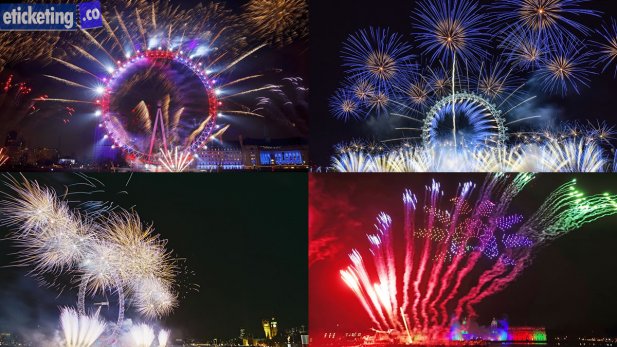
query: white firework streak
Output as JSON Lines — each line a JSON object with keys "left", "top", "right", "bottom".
{"left": 60, "top": 307, "right": 106, "bottom": 347}
{"left": 332, "top": 138, "right": 610, "bottom": 173}
{"left": 0, "top": 179, "right": 99, "bottom": 275}
{"left": 133, "top": 277, "right": 178, "bottom": 319}
{"left": 158, "top": 329, "right": 170, "bottom": 347}
{"left": 131, "top": 324, "right": 156, "bottom": 347}
{"left": 158, "top": 147, "right": 194, "bottom": 172}
{"left": 0, "top": 177, "right": 180, "bottom": 339}
{"left": 0, "top": 148, "right": 8, "bottom": 167}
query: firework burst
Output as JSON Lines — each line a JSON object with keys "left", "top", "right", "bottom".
{"left": 330, "top": 88, "right": 361, "bottom": 121}
{"left": 594, "top": 19, "right": 617, "bottom": 77}
{"left": 1, "top": 176, "right": 182, "bottom": 339}
{"left": 500, "top": 28, "right": 546, "bottom": 69}
{"left": 536, "top": 39, "right": 594, "bottom": 95}
{"left": 494, "top": 0, "right": 599, "bottom": 43}
{"left": 243, "top": 0, "right": 308, "bottom": 47}
{"left": 413, "top": 0, "right": 489, "bottom": 64}
{"left": 0, "top": 74, "right": 47, "bottom": 141}
{"left": 0, "top": 178, "right": 97, "bottom": 274}
{"left": 339, "top": 174, "right": 617, "bottom": 343}
{"left": 342, "top": 27, "right": 415, "bottom": 94}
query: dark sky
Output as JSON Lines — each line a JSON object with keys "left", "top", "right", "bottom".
{"left": 0, "top": 173, "right": 308, "bottom": 341}
{"left": 0, "top": 0, "right": 308, "bottom": 160}
{"left": 310, "top": 173, "right": 617, "bottom": 336}
{"left": 310, "top": 0, "right": 617, "bottom": 166}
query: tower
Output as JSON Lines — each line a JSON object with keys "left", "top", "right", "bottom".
{"left": 263, "top": 319, "right": 272, "bottom": 339}
{"left": 270, "top": 317, "right": 278, "bottom": 338}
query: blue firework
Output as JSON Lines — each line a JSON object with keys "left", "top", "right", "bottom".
{"left": 348, "top": 78, "right": 376, "bottom": 103}
{"left": 330, "top": 87, "right": 362, "bottom": 121}
{"left": 535, "top": 38, "right": 594, "bottom": 96}
{"left": 499, "top": 26, "right": 548, "bottom": 70}
{"left": 472, "top": 60, "right": 523, "bottom": 102}
{"left": 341, "top": 27, "right": 415, "bottom": 94}
{"left": 412, "top": 0, "right": 490, "bottom": 65}
{"left": 593, "top": 19, "right": 617, "bottom": 77}
{"left": 493, "top": 0, "right": 599, "bottom": 44}
{"left": 397, "top": 73, "right": 434, "bottom": 112}
{"left": 425, "top": 65, "right": 453, "bottom": 97}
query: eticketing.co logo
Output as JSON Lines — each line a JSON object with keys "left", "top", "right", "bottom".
{"left": 0, "top": 1, "right": 102, "bottom": 31}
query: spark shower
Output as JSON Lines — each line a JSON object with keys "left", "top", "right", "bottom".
{"left": 311, "top": 173, "right": 617, "bottom": 345}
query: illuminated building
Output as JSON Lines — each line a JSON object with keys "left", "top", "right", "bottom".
{"left": 195, "top": 143, "right": 243, "bottom": 171}
{"left": 242, "top": 139, "right": 307, "bottom": 169}
{"left": 313, "top": 323, "right": 547, "bottom": 346}
{"left": 271, "top": 317, "right": 278, "bottom": 338}
{"left": 508, "top": 327, "right": 547, "bottom": 342}
{"left": 262, "top": 317, "right": 279, "bottom": 340}
{"left": 263, "top": 319, "right": 272, "bottom": 339}
{"left": 195, "top": 137, "right": 308, "bottom": 170}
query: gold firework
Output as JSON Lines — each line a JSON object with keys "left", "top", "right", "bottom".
{"left": 366, "top": 51, "right": 397, "bottom": 81}
{"left": 243, "top": 0, "right": 308, "bottom": 47}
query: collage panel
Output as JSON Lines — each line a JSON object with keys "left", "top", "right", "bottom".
{"left": 310, "top": 173, "right": 617, "bottom": 346}
{"left": 3, "top": 0, "right": 617, "bottom": 347}
{"left": 0, "top": 173, "right": 308, "bottom": 346}
{"left": 0, "top": 0, "right": 308, "bottom": 172}
{"left": 311, "top": 0, "right": 617, "bottom": 173}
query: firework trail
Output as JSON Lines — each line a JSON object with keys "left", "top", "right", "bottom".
{"left": 158, "top": 146, "right": 194, "bottom": 172}
{"left": 0, "top": 31, "right": 61, "bottom": 70}
{"left": 158, "top": 329, "right": 170, "bottom": 347}
{"left": 594, "top": 19, "right": 617, "bottom": 77}
{"left": 340, "top": 174, "right": 617, "bottom": 343}
{"left": 243, "top": 0, "right": 308, "bottom": 47}
{"left": 130, "top": 324, "right": 155, "bottom": 347}
{"left": 0, "top": 148, "right": 8, "bottom": 167}
{"left": 255, "top": 77, "right": 309, "bottom": 137}
{"left": 332, "top": 130, "right": 612, "bottom": 173}
{"left": 60, "top": 307, "right": 106, "bottom": 347}
{"left": 0, "top": 74, "right": 47, "bottom": 141}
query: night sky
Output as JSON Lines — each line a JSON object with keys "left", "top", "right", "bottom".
{"left": 0, "top": 173, "right": 308, "bottom": 341}
{"left": 310, "top": 173, "right": 617, "bottom": 336}
{"left": 310, "top": 0, "right": 617, "bottom": 166}
{"left": 0, "top": 0, "right": 308, "bottom": 161}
